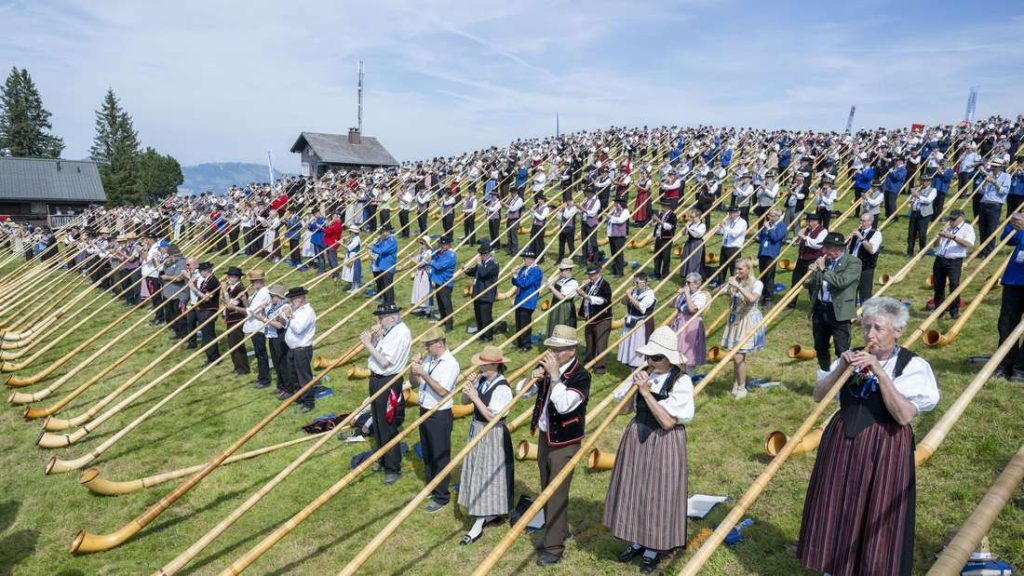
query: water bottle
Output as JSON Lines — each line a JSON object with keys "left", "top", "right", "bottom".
{"left": 724, "top": 518, "right": 754, "bottom": 547}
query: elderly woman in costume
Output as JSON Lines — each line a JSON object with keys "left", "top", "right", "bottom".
{"left": 458, "top": 345, "right": 515, "bottom": 545}
{"left": 604, "top": 326, "right": 694, "bottom": 574}
{"left": 411, "top": 237, "right": 434, "bottom": 316}
{"left": 719, "top": 257, "right": 766, "bottom": 399}
{"left": 797, "top": 296, "right": 938, "bottom": 576}
{"left": 545, "top": 258, "right": 579, "bottom": 336}
{"left": 671, "top": 272, "right": 709, "bottom": 376}
{"left": 616, "top": 272, "right": 657, "bottom": 368}
{"left": 340, "top": 224, "right": 362, "bottom": 293}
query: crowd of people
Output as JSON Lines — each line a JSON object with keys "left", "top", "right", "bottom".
{"left": 3, "top": 114, "right": 1024, "bottom": 574}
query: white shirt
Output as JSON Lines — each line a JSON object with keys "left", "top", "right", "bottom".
{"left": 535, "top": 360, "right": 585, "bottom": 433}
{"left": 531, "top": 204, "right": 550, "bottom": 224}
{"left": 817, "top": 187, "right": 837, "bottom": 210}
{"left": 863, "top": 192, "right": 884, "bottom": 215}
{"left": 803, "top": 227, "right": 828, "bottom": 249}
{"left": 368, "top": 321, "right": 411, "bottom": 376}
{"left": 284, "top": 303, "right": 316, "bottom": 348}
{"left": 626, "top": 288, "right": 656, "bottom": 318}
{"left": 757, "top": 182, "right": 779, "bottom": 207}
{"left": 686, "top": 221, "right": 707, "bottom": 239}
{"left": 719, "top": 217, "right": 748, "bottom": 248}
{"left": 242, "top": 286, "right": 271, "bottom": 334}
{"left": 479, "top": 375, "right": 513, "bottom": 413}
{"left": 507, "top": 195, "right": 524, "bottom": 215}
{"left": 935, "top": 222, "right": 975, "bottom": 260}
{"left": 553, "top": 277, "right": 579, "bottom": 298}
{"left": 817, "top": 351, "right": 939, "bottom": 414}
{"left": 613, "top": 370, "right": 694, "bottom": 425}
{"left": 417, "top": 350, "right": 460, "bottom": 411}
{"left": 851, "top": 228, "right": 882, "bottom": 257}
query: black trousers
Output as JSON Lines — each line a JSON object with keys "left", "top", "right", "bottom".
{"left": 530, "top": 224, "right": 546, "bottom": 259}
{"left": 268, "top": 337, "right": 288, "bottom": 392}
{"left": 463, "top": 214, "right": 476, "bottom": 244}
{"left": 399, "top": 209, "right": 410, "bottom": 237}
{"left": 251, "top": 332, "right": 270, "bottom": 385}
{"left": 225, "top": 323, "right": 249, "bottom": 374}
{"left": 286, "top": 345, "right": 315, "bottom": 406}
{"left": 852, "top": 187, "right": 867, "bottom": 216}
{"left": 289, "top": 237, "right": 300, "bottom": 263}
{"left": 811, "top": 301, "right": 851, "bottom": 371}
{"left": 375, "top": 270, "right": 395, "bottom": 304}
{"left": 584, "top": 317, "right": 611, "bottom": 372}
{"left": 515, "top": 307, "right": 534, "bottom": 349}
{"left": 934, "top": 192, "right": 947, "bottom": 219}
{"left": 170, "top": 300, "right": 187, "bottom": 338}
{"left": 379, "top": 208, "right": 391, "bottom": 231}
{"left": 474, "top": 301, "right": 494, "bottom": 340}
{"left": 715, "top": 246, "right": 738, "bottom": 284}
{"left": 932, "top": 257, "right": 964, "bottom": 314}
{"left": 653, "top": 239, "right": 671, "bottom": 279}
{"left": 228, "top": 229, "right": 240, "bottom": 253}
{"left": 997, "top": 285, "right": 1024, "bottom": 374}
{"left": 907, "top": 210, "right": 930, "bottom": 254}
{"left": 365, "top": 205, "right": 378, "bottom": 232}
{"left": 609, "top": 236, "right": 626, "bottom": 275}
{"left": 417, "top": 211, "right": 428, "bottom": 234}
{"left": 978, "top": 202, "right": 1002, "bottom": 256}
{"left": 884, "top": 190, "right": 899, "bottom": 219}
{"left": 434, "top": 285, "right": 453, "bottom": 330}
{"left": 558, "top": 231, "right": 575, "bottom": 262}
{"left": 195, "top": 309, "right": 220, "bottom": 362}
{"left": 1008, "top": 195, "right": 1024, "bottom": 215}
{"left": 581, "top": 223, "right": 598, "bottom": 261}
{"left": 442, "top": 214, "right": 455, "bottom": 236}
{"left": 506, "top": 217, "right": 520, "bottom": 254}
{"left": 369, "top": 373, "right": 404, "bottom": 474}
{"left": 816, "top": 206, "right": 831, "bottom": 230}
{"left": 858, "top": 267, "right": 875, "bottom": 305}
{"left": 790, "top": 259, "right": 812, "bottom": 307}
{"left": 418, "top": 407, "right": 453, "bottom": 505}
{"left": 488, "top": 219, "right": 501, "bottom": 246}
{"left": 758, "top": 255, "right": 777, "bottom": 304}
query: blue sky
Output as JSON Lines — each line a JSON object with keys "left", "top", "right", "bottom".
{"left": 1, "top": 0, "right": 1022, "bottom": 171}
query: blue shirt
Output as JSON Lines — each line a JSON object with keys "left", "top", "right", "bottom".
{"left": 931, "top": 168, "right": 953, "bottom": 194}
{"left": 1011, "top": 172, "right": 1024, "bottom": 197}
{"left": 371, "top": 234, "right": 398, "bottom": 273}
{"left": 515, "top": 168, "right": 529, "bottom": 189}
{"left": 853, "top": 166, "right": 875, "bottom": 190}
{"left": 883, "top": 165, "right": 907, "bottom": 193}
{"left": 778, "top": 149, "right": 792, "bottom": 170}
{"left": 285, "top": 216, "right": 302, "bottom": 239}
{"left": 720, "top": 148, "right": 733, "bottom": 168}
{"left": 309, "top": 217, "right": 326, "bottom": 248}
{"left": 511, "top": 264, "right": 543, "bottom": 310}
{"left": 1000, "top": 224, "right": 1024, "bottom": 287}
{"left": 757, "top": 221, "right": 788, "bottom": 258}
{"left": 980, "top": 171, "right": 1012, "bottom": 205}
{"left": 428, "top": 249, "right": 456, "bottom": 288}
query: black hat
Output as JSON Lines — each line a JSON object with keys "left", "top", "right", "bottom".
{"left": 198, "top": 261, "right": 214, "bottom": 271}
{"left": 615, "top": 196, "right": 627, "bottom": 205}
{"left": 823, "top": 232, "right": 846, "bottom": 247}
{"left": 727, "top": 203, "right": 740, "bottom": 212}
{"left": 381, "top": 223, "right": 394, "bottom": 232}
{"left": 946, "top": 209, "right": 965, "bottom": 220}
{"left": 805, "top": 212, "right": 820, "bottom": 221}
{"left": 226, "top": 266, "right": 243, "bottom": 277}
{"left": 586, "top": 263, "right": 601, "bottom": 275}
{"left": 285, "top": 286, "right": 309, "bottom": 299}
{"left": 659, "top": 197, "right": 675, "bottom": 206}
{"left": 373, "top": 302, "right": 401, "bottom": 316}
{"left": 438, "top": 235, "right": 452, "bottom": 245}
{"left": 521, "top": 250, "right": 536, "bottom": 259}
{"left": 478, "top": 240, "right": 493, "bottom": 254}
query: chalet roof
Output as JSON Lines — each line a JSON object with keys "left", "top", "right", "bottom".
{"left": 0, "top": 157, "right": 107, "bottom": 203}
{"left": 290, "top": 131, "right": 399, "bottom": 167}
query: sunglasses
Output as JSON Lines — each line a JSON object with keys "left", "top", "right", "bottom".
{"left": 647, "top": 354, "right": 667, "bottom": 362}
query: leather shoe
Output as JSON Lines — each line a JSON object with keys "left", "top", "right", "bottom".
{"left": 617, "top": 545, "right": 643, "bottom": 562}
{"left": 1011, "top": 371, "right": 1024, "bottom": 384}
{"left": 383, "top": 472, "right": 401, "bottom": 485}
{"left": 639, "top": 553, "right": 661, "bottom": 573}
{"left": 535, "top": 551, "right": 562, "bottom": 566}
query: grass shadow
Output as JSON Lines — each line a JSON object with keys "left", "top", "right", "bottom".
{"left": 0, "top": 529, "right": 39, "bottom": 576}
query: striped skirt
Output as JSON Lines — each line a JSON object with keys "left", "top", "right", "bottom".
{"left": 602, "top": 420, "right": 688, "bottom": 551}
{"left": 458, "top": 420, "right": 514, "bottom": 517}
{"left": 797, "top": 415, "right": 915, "bottom": 576}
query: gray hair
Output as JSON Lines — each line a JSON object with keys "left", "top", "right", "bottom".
{"left": 685, "top": 272, "right": 703, "bottom": 284}
{"left": 861, "top": 296, "right": 909, "bottom": 331}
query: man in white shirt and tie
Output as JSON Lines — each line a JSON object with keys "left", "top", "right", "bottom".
{"left": 242, "top": 270, "right": 272, "bottom": 388}
{"left": 283, "top": 286, "right": 317, "bottom": 412}
{"left": 359, "top": 302, "right": 412, "bottom": 485}
{"left": 713, "top": 205, "right": 747, "bottom": 288}
{"left": 410, "top": 326, "right": 460, "bottom": 512}
{"left": 931, "top": 209, "right": 976, "bottom": 319}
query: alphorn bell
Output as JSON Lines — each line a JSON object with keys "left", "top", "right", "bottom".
{"left": 515, "top": 440, "right": 537, "bottom": 461}
{"left": 348, "top": 366, "right": 371, "bottom": 379}
{"left": 763, "top": 427, "right": 824, "bottom": 457}
{"left": 787, "top": 344, "right": 816, "bottom": 360}
{"left": 777, "top": 258, "right": 795, "bottom": 271}
{"left": 586, "top": 448, "right": 615, "bottom": 471}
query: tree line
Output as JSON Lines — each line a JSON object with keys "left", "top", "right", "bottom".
{"left": 0, "top": 67, "right": 183, "bottom": 205}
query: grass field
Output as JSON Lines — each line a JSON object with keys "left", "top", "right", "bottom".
{"left": 1, "top": 188, "right": 1022, "bottom": 576}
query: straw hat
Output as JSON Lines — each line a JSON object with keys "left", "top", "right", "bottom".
{"left": 471, "top": 345, "right": 507, "bottom": 366}
{"left": 557, "top": 258, "right": 574, "bottom": 270}
{"left": 268, "top": 284, "right": 286, "bottom": 298}
{"left": 248, "top": 269, "right": 265, "bottom": 281}
{"left": 421, "top": 326, "right": 446, "bottom": 343}
{"left": 543, "top": 324, "right": 578, "bottom": 348}
{"left": 635, "top": 326, "right": 686, "bottom": 365}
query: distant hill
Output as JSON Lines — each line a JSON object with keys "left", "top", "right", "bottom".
{"left": 178, "top": 162, "right": 294, "bottom": 195}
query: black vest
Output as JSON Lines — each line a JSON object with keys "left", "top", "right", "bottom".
{"left": 530, "top": 359, "right": 591, "bottom": 446}
{"left": 635, "top": 367, "right": 685, "bottom": 442}
{"left": 472, "top": 375, "right": 509, "bottom": 424}
{"left": 850, "top": 229, "right": 879, "bottom": 269}
{"left": 838, "top": 347, "right": 916, "bottom": 438}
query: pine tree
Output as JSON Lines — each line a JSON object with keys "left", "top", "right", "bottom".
{"left": 0, "top": 67, "right": 64, "bottom": 157}
{"left": 91, "top": 88, "right": 142, "bottom": 205}
{"left": 136, "top": 147, "right": 183, "bottom": 203}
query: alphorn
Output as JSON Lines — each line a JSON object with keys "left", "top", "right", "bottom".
{"left": 925, "top": 442, "right": 1024, "bottom": 576}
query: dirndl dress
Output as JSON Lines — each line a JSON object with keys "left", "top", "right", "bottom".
{"left": 458, "top": 378, "right": 514, "bottom": 517}
{"left": 617, "top": 315, "right": 654, "bottom": 368}
{"left": 546, "top": 297, "right": 577, "bottom": 336}
{"left": 340, "top": 237, "right": 361, "bottom": 285}
{"left": 719, "top": 282, "right": 767, "bottom": 353}
{"left": 680, "top": 233, "right": 705, "bottom": 278}
{"left": 411, "top": 249, "right": 432, "bottom": 309}
{"left": 672, "top": 293, "right": 707, "bottom": 366}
